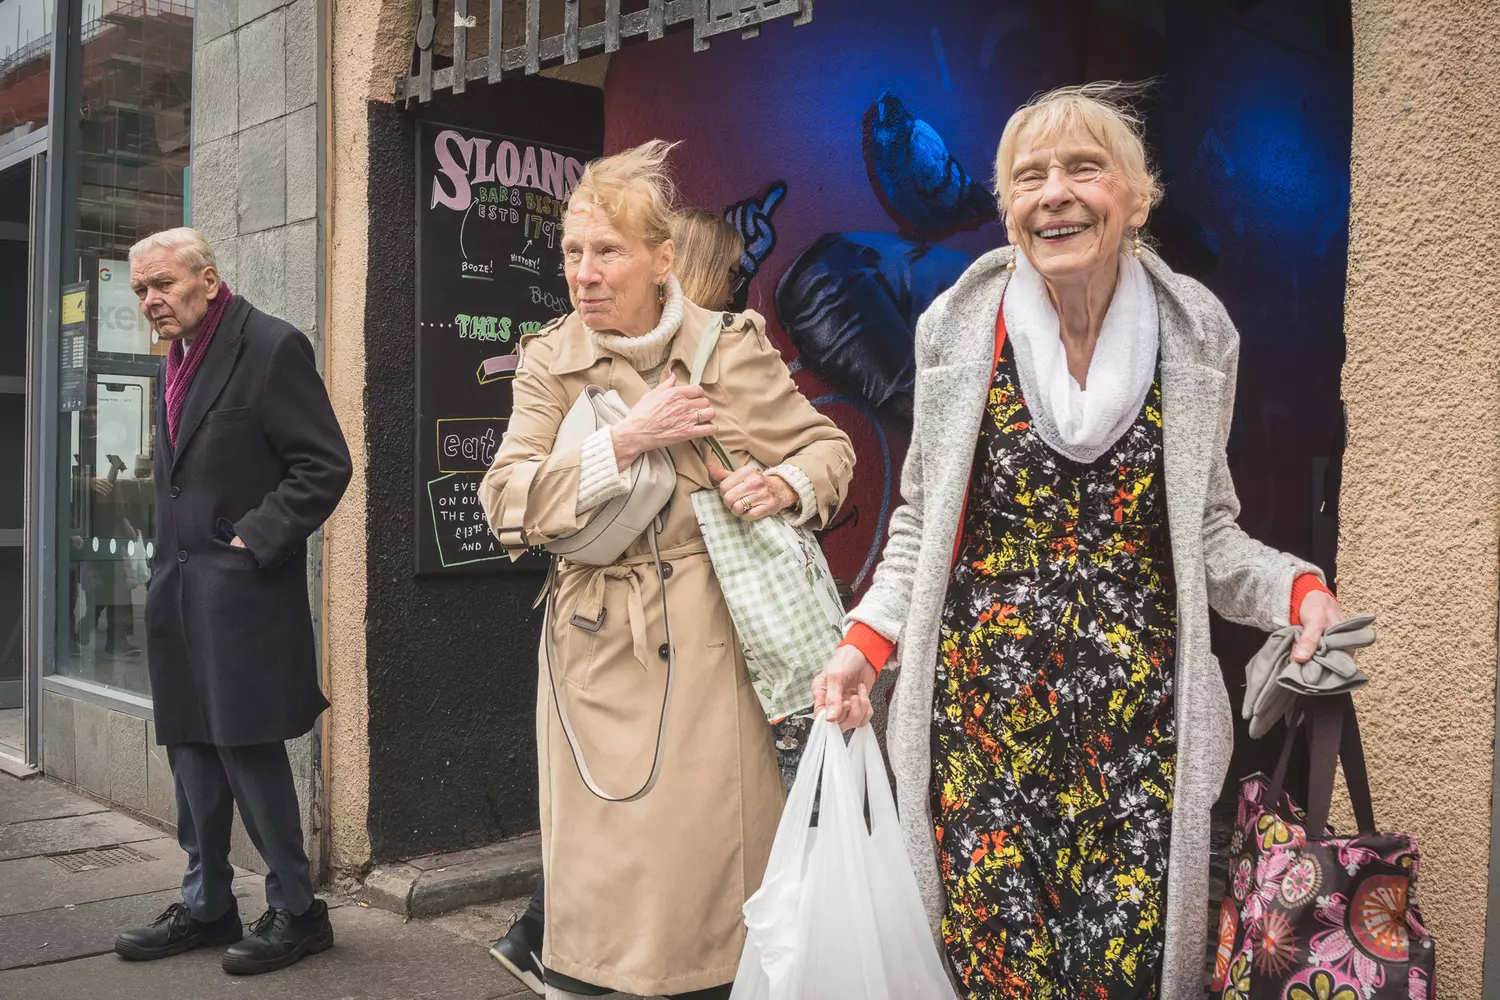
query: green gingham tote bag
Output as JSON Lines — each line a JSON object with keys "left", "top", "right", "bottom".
{"left": 687, "top": 321, "right": 846, "bottom": 720}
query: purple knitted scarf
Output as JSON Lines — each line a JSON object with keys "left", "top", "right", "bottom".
{"left": 164, "top": 282, "right": 234, "bottom": 446}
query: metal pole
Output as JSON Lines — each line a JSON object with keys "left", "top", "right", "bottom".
{"left": 33, "top": 0, "right": 84, "bottom": 769}
{"left": 21, "top": 151, "right": 47, "bottom": 769}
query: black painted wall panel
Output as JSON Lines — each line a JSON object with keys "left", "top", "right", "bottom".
{"left": 363, "top": 79, "right": 605, "bottom": 861}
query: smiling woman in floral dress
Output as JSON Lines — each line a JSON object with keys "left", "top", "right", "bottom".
{"left": 814, "top": 83, "right": 1347, "bottom": 1000}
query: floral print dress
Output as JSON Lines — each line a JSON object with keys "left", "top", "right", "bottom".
{"left": 932, "top": 323, "right": 1178, "bottom": 1000}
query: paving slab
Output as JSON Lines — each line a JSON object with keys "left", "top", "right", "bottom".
{"left": 0, "top": 810, "right": 161, "bottom": 862}
{"left": 0, "top": 902, "right": 538, "bottom": 1000}
{"left": 0, "top": 876, "right": 265, "bottom": 971}
{"left": 0, "top": 838, "right": 193, "bottom": 916}
{"left": 0, "top": 778, "right": 108, "bottom": 826}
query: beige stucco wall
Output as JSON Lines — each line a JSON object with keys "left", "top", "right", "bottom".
{"left": 1342, "top": 2, "right": 1500, "bottom": 995}
{"left": 322, "top": 0, "right": 605, "bottom": 873}
{"left": 324, "top": 0, "right": 417, "bottom": 875}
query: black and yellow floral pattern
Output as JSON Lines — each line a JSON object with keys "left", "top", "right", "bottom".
{"left": 932, "top": 335, "right": 1177, "bottom": 1000}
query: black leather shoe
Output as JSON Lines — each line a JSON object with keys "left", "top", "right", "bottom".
{"left": 544, "top": 966, "right": 614, "bottom": 996}
{"left": 221, "top": 899, "right": 334, "bottom": 976}
{"left": 115, "top": 901, "right": 242, "bottom": 961}
{"left": 488, "top": 914, "right": 544, "bottom": 995}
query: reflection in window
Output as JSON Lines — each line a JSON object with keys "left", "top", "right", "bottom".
{"left": 55, "top": 0, "right": 191, "bottom": 695}
{"left": 0, "top": 0, "right": 51, "bottom": 151}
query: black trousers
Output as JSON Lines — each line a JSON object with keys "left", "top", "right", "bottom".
{"left": 521, "top": 884, "right": 731, "bottom": 1000}
{"left": 169, "top": 741, "right": 314, "bottom": 921}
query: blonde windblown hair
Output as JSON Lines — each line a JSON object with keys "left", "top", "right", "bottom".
{"left": 567, "top": 139, "right": 681, "bottom": 248}
{"left": 671, "top": 210, "right": 744, "bottom": 308}
{"left": 994, "top": 81, "right": 1163, "bottom": 216}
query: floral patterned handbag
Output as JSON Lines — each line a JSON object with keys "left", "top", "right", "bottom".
{"left": 1215, "top": 694, "right": 1436, "bottom": 1000}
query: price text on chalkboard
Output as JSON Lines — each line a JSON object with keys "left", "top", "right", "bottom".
{"left": 414, "top": 121, "right": 597, "bottom": 574}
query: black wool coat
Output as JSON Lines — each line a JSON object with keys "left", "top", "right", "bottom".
{"left": 145, "top": 296, "right": 352, "bottom": 746}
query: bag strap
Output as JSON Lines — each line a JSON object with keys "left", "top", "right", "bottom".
{"left": 1267, "top": 694, "right": 1377, "bottom": 836}
{"left": 688, "top": 315, "right": 721, "bottom": 386}
{"left": 1310, "top": 695, "right": 1377, "bottom": 835}
{"left": 541, "top": 525, "right": 675, "bottom": 802}
{"left": 687, "top": 316, "right": 737, "bottom": 472}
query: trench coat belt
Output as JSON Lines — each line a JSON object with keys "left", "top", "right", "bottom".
{"left": 559, "top": 540, "right": 711, "bottom": 669}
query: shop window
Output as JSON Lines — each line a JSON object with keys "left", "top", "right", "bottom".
{"left": 0, "top": 0, "right": 52, "bottom": 155}
{"left": 54, "top": 0, "right": 192, "bottom": 695}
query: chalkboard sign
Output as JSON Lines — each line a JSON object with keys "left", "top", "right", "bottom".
{"left": 414, "top": 121, "right": 597, "bottom": 574}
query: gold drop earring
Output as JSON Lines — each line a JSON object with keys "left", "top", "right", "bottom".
{"left": 1006, "top": 251, "right": 1018, "bottom": 272}
{"left": 657, "top": 282, "right": 667, "bottom": 305}
{"left": 1131, "top": 228, "right": 1145, "bottom": 258}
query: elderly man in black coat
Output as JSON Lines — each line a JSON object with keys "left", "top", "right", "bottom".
{"left": 113, "top": 228, "right": 351, "bottom": 977}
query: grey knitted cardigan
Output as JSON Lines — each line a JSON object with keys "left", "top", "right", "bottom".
{"left": 848, "top": 247, "right": 1321, "bottom": 1000}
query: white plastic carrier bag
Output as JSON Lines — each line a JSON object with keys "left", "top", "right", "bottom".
{"left": 730, "top": 716, "right": 955, "bottom": 1000}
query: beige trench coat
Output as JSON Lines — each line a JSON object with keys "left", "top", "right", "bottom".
{"left": 480, "top": 300, "right": 855, "bottom": 996}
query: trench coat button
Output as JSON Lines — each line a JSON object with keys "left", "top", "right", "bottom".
{"left": 658, "top": 643, "right": 670, "bottom": 659}
{"left": 169, "top": 486, "right": 181, "bottom": 498}
{"left": 177, "top": 550, "right": 188, "bottom": 563}
{"left": 659, "top": 561, "right": 673, "bottom": 579}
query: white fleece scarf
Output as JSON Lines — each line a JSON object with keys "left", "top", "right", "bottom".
{"left": 587, "top": 275, "right": 685, "bottom": 371}
{"left": 1003, "top": 251, "right": 1159, "bottom": 465}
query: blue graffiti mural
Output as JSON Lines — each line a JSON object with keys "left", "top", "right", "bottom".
{"left": 724, "top": 181, "right": 787, "bottom": 279}
{"left": 864, "top": 91, "right": 997, "bottom": 241}
{"left": 811, "top": 394, "right": 892, "bottom": 590}
{"left": 775, "top": 91, "right": 989, "bottom": 421}
{"left": 776, "top": 233, "right": 971, "bottom": 420}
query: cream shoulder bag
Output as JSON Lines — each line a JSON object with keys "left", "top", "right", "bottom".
{"left": 534, "top": 382, "right": 678, "bottom": 803}
{"left": 544, "top": 384, "right": 676, "bottom": 566}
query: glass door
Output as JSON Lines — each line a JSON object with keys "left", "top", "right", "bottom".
{"left": 0, "top": 154, "right": 36, "bottom": 761}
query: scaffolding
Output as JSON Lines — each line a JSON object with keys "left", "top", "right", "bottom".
{"left": 75, "top": 0, "right": 194, "bottom": 258}
{"left": 397, "top": 0, "right": 814, "bottom": 103}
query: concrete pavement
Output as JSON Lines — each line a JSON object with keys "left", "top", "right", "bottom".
{"left": 0, "top": 772, "right": 644, "bottom": 1000}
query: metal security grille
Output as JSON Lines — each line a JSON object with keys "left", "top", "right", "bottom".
{"left": 46, "top": 844, "right": 154, "bottom": 873}
{"left": 397, "top": 0, "right": 814, "bottom": 103}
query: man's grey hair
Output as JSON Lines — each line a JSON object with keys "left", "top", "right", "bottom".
{"left": 128, "top": 227, "right": 217, "bottom": 272}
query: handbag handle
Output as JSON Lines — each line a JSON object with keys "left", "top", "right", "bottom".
{"left": 687, "top": 316, "right": 737, "bottom": 473}
{"left": 1267, "top": 693, "right": 1377, "bottom": 836}
{"left": 542, "top": 526, "right": 675, "bottom": 803}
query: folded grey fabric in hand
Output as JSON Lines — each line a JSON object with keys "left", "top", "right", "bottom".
{"left": 1242, "top": 614, "right": 1376, "bottom": 739}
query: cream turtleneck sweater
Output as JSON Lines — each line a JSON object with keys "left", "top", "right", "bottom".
{"left": 587, "top": 275, "right": 685, "bottom": 385}
{"left": 574, "top": 277, "right": 818, "bottom": 523}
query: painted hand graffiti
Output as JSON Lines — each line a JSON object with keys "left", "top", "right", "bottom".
{"left": 722, "top": 181, "right": 788, "bottom": 312}
{"left": 724, "top": 180, "right": 787, "bottom": 279}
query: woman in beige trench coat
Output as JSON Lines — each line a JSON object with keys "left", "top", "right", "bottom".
{"left": 480, "top": 141, "right": 855, "bottom": 1000}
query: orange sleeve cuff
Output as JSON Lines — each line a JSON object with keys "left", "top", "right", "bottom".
{"left": 1290, "top": 573, "right": 1334, "bottom": 626}
{"left": 840, "top": 622, "right": 897, "bottom": 674}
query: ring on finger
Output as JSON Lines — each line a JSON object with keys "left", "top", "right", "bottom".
{"left": 739, "top": 497, "right": 755, "bottom": 514}
{"left": 695, "top": 411, "right": 705, "bottom": 425}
